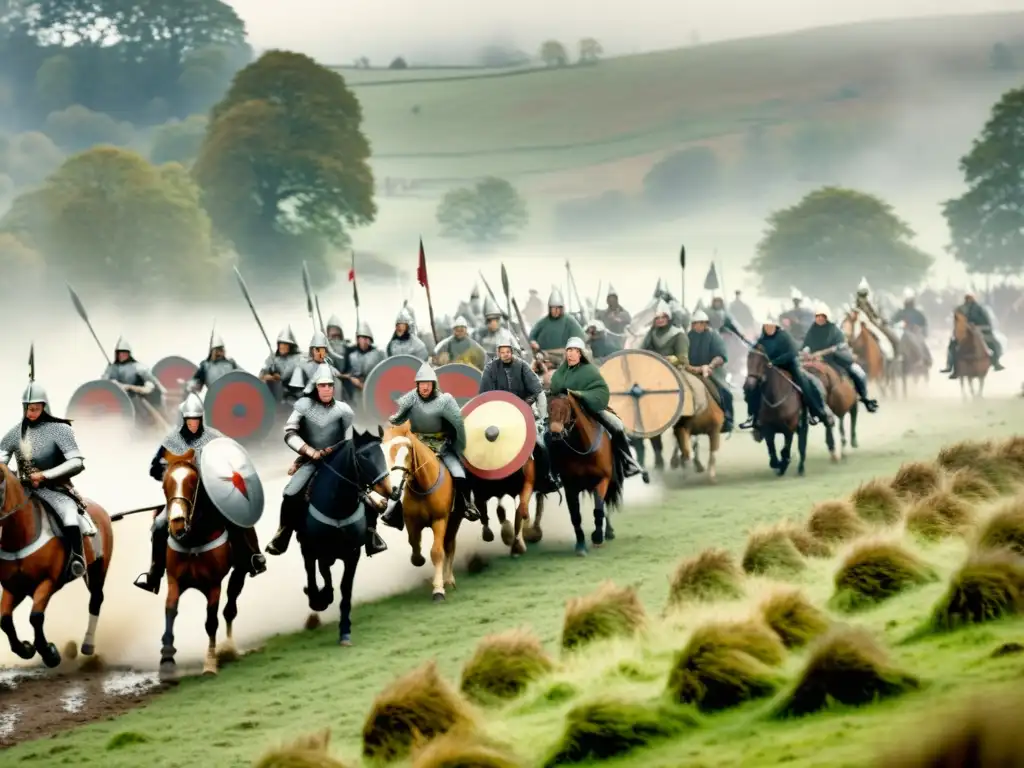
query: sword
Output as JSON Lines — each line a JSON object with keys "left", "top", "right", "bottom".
{"left": 66, "top": 283, "right": 112, "bottom": 365}
{"left": 232, "top": 266, "right": 274, "bottom": 354}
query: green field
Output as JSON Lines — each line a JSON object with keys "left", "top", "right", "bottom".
{"left": 9, "top": 397, "right": 1024, "bottom": 767}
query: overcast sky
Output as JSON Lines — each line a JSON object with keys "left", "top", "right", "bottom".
{"left": 226, "top": 0, "right": 1024, "bottom": 64}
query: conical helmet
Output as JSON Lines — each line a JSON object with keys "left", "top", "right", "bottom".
{"left": 857, "top": 277, "right": 870, "bottom": 294}
{"left": 309, "top": 330, "right": 328, "bottom": 349}
{"left": 356, "top": 320, "right": 373, "bottom": 340}
{"left": 311, "top": 363, "right": 336, "bottom": 386}
{"left": 607, "top": 284, "right": 618, "bottom": 297}
{"left": 114, "top": 335, "right": 132, "bottom": 354}
{"left": 470, "top": 282, "right": 480, "bottom": 299}
{"left": 565, "top": 337, "right": 586, "bottom": 351}
{"left": 277, "top": 326, "right": 298, "bottom": 346}
{"left": 326, "top": 314, "right": 344, "bottom": 332}
{"left": 691, "top": 309, "right": 709, "bottom": 323}
{"left": 22, "top": 381, "right": 50, "bottom": 413}
{"left": 395, "top": 307, "right": 413, "bottom": 325}
{"left": 494, "top": 328, "right": 515, "bottom": 349}
{"left": 483, "top": 295, "right": 501, "bottom": 318}
{"left": 453, "top": 316, "right": 469, "bottom": 329}
{"left": 179, "top": 392, "right": 204, "bottom": 419}
{"left": 548, "top": 288, "right": 564, "bottom": 308}
{"left": 209, "top": 332, "right": 225, "bottom": 351}
{"left": 414, "top": 362, "right": 437, "bottom": 384}
{"left": 654, "top": 299, "right": 672, "bottom": 317}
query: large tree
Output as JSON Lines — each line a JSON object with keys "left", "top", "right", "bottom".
{"left": 193, "top": 50, "right": 376, "bottom": 279}
{"left": 436, "top": 177, "right": 528, "bottom": 243}
{"left": 748, "top": 186, "right": 933, "bottom": 304}
{"left": 0, "top": 146, "right": 219, "bottom": 297}
{"left": 942, "top": 86, "right": 1024, "bottom": 276}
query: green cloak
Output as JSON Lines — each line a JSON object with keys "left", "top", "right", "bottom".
{"left": 529, "top": 313, "right": 585, "bottom": 351}
{"left": 549, "top": 359, "right": 609, "bottom": 414}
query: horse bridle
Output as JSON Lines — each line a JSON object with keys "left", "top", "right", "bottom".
{"left": 389, "top": 441, "right": 443, "bottom": 500}
{"left": 317, "top": 443, "right": 388, "bottom": 506}
{"left": 748, "top": 346, "right": 800, "bottom": 408}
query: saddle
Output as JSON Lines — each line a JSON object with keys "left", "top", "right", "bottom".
{"left": 33, "top": 492, "right": 98, "bottom": 538}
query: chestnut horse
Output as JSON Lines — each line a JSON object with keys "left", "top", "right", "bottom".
{"left": 159, "top": 449, "right": 247, "bottom": 679}
{"left": 0, "top": 464, "right": 113, "bottom": 667}
{"left": 802, "top": 356, "right": 859, "bottom": 461}
{"left": 546, "top": 393, "right": 620, "bottom": 556}
{"left": 670, "top": 369, "right": 726, "bottom": 482}
{"left": 472, "top": 457, "right": 550, "bottom": 557}
{"left": 953, "top": 310, "right": 990, "bottom": 399}
{"left": 381, "top": 423, "right": 462, "bottom": 601}
{"left": 745, "top": 347, "right": 808, "bottom": 476}
{"left": 842, "top": 310, "right": 891, "bottom": 396}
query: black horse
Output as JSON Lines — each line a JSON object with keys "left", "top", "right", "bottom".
{"left": 297, "top": 429, "right": 393, "bottom": 645}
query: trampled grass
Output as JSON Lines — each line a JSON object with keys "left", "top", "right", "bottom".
{"left": 7, "top": 400, "right": 1024, "bottom": 767}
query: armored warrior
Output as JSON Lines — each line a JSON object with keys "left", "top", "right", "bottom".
{"left": 259, "top": 326, "right": 303, "bottom": 402}
{"left": 853, "top": 277, "right": 901, "bottom": 351}
{"left": 135, "top": 394, "right": 267, "bottom": 593}
{"left": 642, "top": 301, "right": 690, "bottom": 367}
{"left": 779, "top": 289, "right": 814, "bottom": 345}
{"left": 739, "top": 317, "right": 835, "bottom": 432}
{"left": 290, "top": 331, "right": 343, "bottom": 396}
{"left": 101, "top": 336, "right": 165, "bottom": 423}
{"left": 891, "top": 289, "right": 930, "bottom": 337}
{"left": 705, "top": 296, "right": 733, "bottom": 333}
{"left": 343, "top": 321, "right": 386, "bottom": 405}
{"left": 687, "top": 309, "right": 734, "bottom": 431}
{"left": 728, "top": 290, "right": 756, "bottom": 334}
{"left": 388, "top": 363, "right": 481, "bottom": 521}
{"left": 549, "top": 337, "right": 647, "bottom": 481}
{"left": 654, "top": 281, "right": 691, "bottom": 329}
{"left": 940, "top": 290, "right": 1005, "bottom": 378}
{"left": 387, "top": 307, "right": 429, "bottom": 360}
{"left": 529, "top": 288, "right": 585, "bottom": 355}
{"left": 267, "top": 364, "right": 388, "bottom": 557}
{"left": 474, "top": 298, "right": 522, "bottom": 361}
{"left": 325, "top": 314, "right": 350, "bottom": 373}
{"left": 801, "top": 303, "right": 879, "bottom": 413}
{"left": 585, "top": 319, "right": 621, "bottom": 360}
{"left": 596, "top": 285, "right": 631, "bottom": 335}
{"left": 456, "top": 283, "right": 484, "bottom": 329}
{"left": 435, "top": 316, "right": 487, "bottom": 369}
{"left": 0, "top": 381, "right": 88, "bottom": 582}
{"left": 186, "top": 333, "right": 241, "bottom": 395}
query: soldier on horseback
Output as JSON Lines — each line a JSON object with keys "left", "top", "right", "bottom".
{"left": 135, "top": 393, "right": 267, "bottom": 593}
{"left": 940, "top": 291, "right": 1004, "bottom": 378}
{"left": 0, "top": 381, "right": 88, "bottom": 583}
{"left": 268, "top": 364, "right": 389, "bottom": 558}
{"left": 585, "top": 319, "right": 621, "bottom": 360}
{"left": 549, "top": 337, "right": 647, "bottom": 481}
{"left": 891, "top": 289, "right": 929, "bottom": 337}
{"left": 435, "top": 316, "right": 487, "bottom": 368}
{"left": 739, "top": 316, "right": 835, "bottom": 431}
{"left": 186, "top": 333, "right": 241, "bottom": 395}
{"left": 802, "top": 303, "right": 879, "bottom": 413}
{"left": 728, "top": 290, "right": 756, "bottom": 334}
{"left": 290, "top": 331, "right": 343, "bottom": 395}
{"left": 688, "top": 309, "right": 734, "bottom": 432}
{"left": 102, "top": 336, "right": 165, "bottom": 421}
{"left": 479, "top": 329, "right": 560, "bottom": 491}
{"left": 387, "top": 307, "right": 429, "bottom": 360}
{"left": 779, "top": 289, "right": 814, "bottom": 345}
{"left": 259, "top": 326, "right": 303, "bottom": 402}
{"left": 342, "top": 321, "right": 386, "bottom": 406}
{"left": 642, "top": 300, "right": 690, "bottom": 366}
{"left": 388, "top": 363, "right": 481, "bottom": 521}
{"left": 654, "top": 281, "right": 690, "bottom": 329}
{"left": 596, "top": 285, "right": 631, "bottom": 335}
{"left": 529, "top": 289, "right": 586, "bottom": 355}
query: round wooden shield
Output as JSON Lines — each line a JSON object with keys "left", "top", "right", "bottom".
{"left": 66, "top": 379, "right": 136, "bottom": 424}
{"left": 203, "top": 370, "right": 277, "bottom": 444}
{"left": 152, "top": 355, "right": 198, "bottom": 396}
{"left": 460, "top": 391, "right": 536, "bottom": 480}
{"left": 599, "top": 349, "right": 685, "bottom": 439}
{"left": 436, "top": 363, "right": 482, "bottom": 408}
{"left": 362, "top": 354, "right": 422, "bottom": 425}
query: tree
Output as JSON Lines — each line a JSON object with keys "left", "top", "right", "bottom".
{"left": 748, "top": 187, "right": 934, "bottom": 304}
{"left": 436, "top": 176, "right": 528, "bottom": 243}
{"left": 578, "top": 38, "right": 602, "bottom": 64}
{"left": 388, "top": 56, "right": 407, "bottom": 69}
{"left": 943, "top": 87, "right": 1024, "bottom": 276}
{"left": 0, "top": 146, "right": 219, "bottom": 296}
{"left": 539, "top": 40, "right": 568, "bottom": 67}
{"left": 149, "top": 114, "right": 207, "bottom": 165}
{"left": 193, "top": 50, "right": 376, "bottom": 279}
{"left": 41, "top": 104, "right": 134, "bottom": 151}
{"left": 642, "top": 146, "right": 719, "bottom": 211}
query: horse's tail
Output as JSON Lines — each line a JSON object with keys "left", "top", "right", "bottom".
{"left": 605, "top": 457, "right": 624, "bottom": 510}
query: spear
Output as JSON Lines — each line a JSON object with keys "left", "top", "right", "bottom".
{"left": 28, "top": 342, "right": 34, "bottom": 382}
{"left": 478, "top": 270, "right": 507, "bottom": 320}
{"left": 314, "top": 295, "right": 325, "bottom": 333}
{"left": 499, "top": 263, "right": 513, "bottom": 321}
{"left": 565, "top": 260, "right": 588, "bottom": 321}
{"left": 416, "top": 238, "right": 439, "bottom": 345}
{"left": 301, "top": 261, "right": 317, "bottom": 334}
{"left": 232, "top": 266, "right": 273, "bottom": 354}
{"left": 680, "top": 245, "right": 687, "bottom": 307}
{"left": 350, "top": 250, "right": 361, "bottom": 329}
{"left": 499, "top": 262, "right": 532, "bottom": 352}
{"left": 66, "top": 283, "right": 111, "bottom": 365}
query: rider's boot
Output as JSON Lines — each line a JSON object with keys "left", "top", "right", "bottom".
{"left": 941, "top": 344, "right": 956, "bottom": 377}
{"left": 364, "top": 505, "right": 388, "bottom": 557}
{"left": 237, "top": 526, "right": 267, "bottom": 575}
{"left": 456, "top": 479, "right": 480, "bottom": 522}
{"left": 851, "top": 370, "right": 879, "bottom": 413}
{"left": 265, "top": 498, "right": 296, "bottom": 556}
{"left": 992, "top": 353, "right": 1005, "bottom": 372}
{"left": 62, "top": 524, "right": 87, "bottom": 582}
{"left": 380, "top": 500, "right": 405, "bottom": 531}
{"left": 613, "top": 431, "right": 649, "bottom": 483}
{"left": 134, "top": 520, "right": 168, "bottom": 593}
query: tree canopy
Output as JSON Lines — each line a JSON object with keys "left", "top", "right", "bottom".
{"left": 193, "top": 50, "right": 376, "bottom": 280}
{"left": 436, "top": 177, "right": 528, "bottom": 243}
{"left": 942, "top": 86, "right": 1024, "bottom": 276}
{"left": 0, "top": 146, "right": 219, "bottom": 297}
{"left": 748, "top": 186, "right": 933, "bottom": 303}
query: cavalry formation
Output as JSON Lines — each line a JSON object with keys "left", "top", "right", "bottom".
{"left": 0, "top": 262, "right": 1008, "bottom": 681}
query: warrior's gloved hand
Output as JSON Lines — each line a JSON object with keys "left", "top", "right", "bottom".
{"left": 666, "top": 355, "right": 680, "bottom": 366}
{"left": 388, "top": 414, "right": 401, "bottom": 425}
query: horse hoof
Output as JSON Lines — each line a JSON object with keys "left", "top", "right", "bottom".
{"left": 411, "top": 554, "right": 426, "bottom": 567}
{"left": 159, "top": 661, "right": 176, "bottom": 682}
{"left": 574, "top": 543, "right": 588, "bottom": 557}
{"left": 500, "top": 521, "right": 514, "bottom": 546}
{"left": 830, "top": 454, "right": 839, "bottom": 463}
{"left": 668, "top": 457, "right": 679, "bottom": 470}
{"left": 591, "top": 530, "right": 604, "bottom": 547}
{"left": 339, "top": 634, "right": 353, "bottom": 647}
{"left": 13, "top": 640, "right": 35, "bottom": 660}
{"left": 798, "top": 466, "right": 806, "bottom": 476}
{"left": 40, "top": 643, "right": 61, "bottom": 668}
{"left": 203, "top": 665, "right": 218, "bottom": 677}
{"left": 432, "top": 592, "right": 446, "bottom": 603}
{"left": 511, "top": 540, "right": 527, "bottom": 556}
{"left": 81, "top": 643, "right": 95, "bottom": 657}
{"left": 605, "top": 527, "right": 616, "bottom": 541}
{"left": 482, "top": 527, "right": 495, "bottom": 543}
{"left": 524, "top": 526, "right": 543, "bottom": 544}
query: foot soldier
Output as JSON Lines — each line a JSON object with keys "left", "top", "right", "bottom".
{"left": 388, "top": 363, "right": 481, "bottom": 522}
{"left": 101, "top": 336, "right": 165, "bottom": 427}
{"left": 549, "top": 337, "right": 648, "bottom": 482}
{"left": 585, "top": 319, "right": 621, "bottom": 361}
{"left": 595, "top": 284, "right": 632, "bottom": 336}
{"left": 185, "top": 332, "right": 241, "bottom": 396}
{"left": 0, "top": 381, "right": 88, "bottom": 583}
{"left": 267, "top": 364, "right": 389, "bottom": 557}
{"left": 387, "top": 307, "right": 429, "bottom": 361}
{"left": 739, "top": 317, "right": 835, "bottom": 432}
{"left": 529, "top": 289, "right": 586, "bottom": 358}
{"left": 688, "top": 309, "right": 735, "bottom": 431}
{"left": 437, "top": 316, "right": 487, "bottom": 368}
{"left": 135, "top": 393, "right": 267, "bottom": 593}
{"left": 802, "top": 303, "right": 879, "bottom": 412}
{"left": 940, "top": 290, "right": 1004, "bottom": 378}
{"left": 325, "top": 314, "right": 350, "bottom": 373}
{"left": 479, "top": 329, "right": 561, "bottom": 491}
{"left": 342, "top": 321, "right": 385, "bottom": 410}
{"left": 258, "top": 327, "right": 303, "bottom": 404}
{"left": 289, "top": 331, "right": 344, "bottom": 396}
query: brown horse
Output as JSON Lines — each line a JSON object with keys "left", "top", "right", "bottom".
{"left": 842, "top": 310, "right": 891, "bottom": 396}
{"left": 381, "top": 423, "right": 462, "bottom": 601}
{"left": 0, "top": 464, "right": 113, "bottom": 667}
{"left": 802, "top": 356, "right": 859, "bottom": 461}
{"left": 744, "top": 347, "right": 808, "bottom": 476}
{"left": 895, "top": 323, "right": 931, "bottom": 397}
{"left": 670, "top": 369, "right": 726, "bottom": 482}
{"left": 546, "top": 393, "right": 620, "bottom": 556}
{"left": 953, "top": 310, "right": 990, "bottom": 399}
{"left": 159, "top": 449, "right": 247, "bottom": 679}
{"left": 472, "top": 457, "right": 550, "bottom": 556}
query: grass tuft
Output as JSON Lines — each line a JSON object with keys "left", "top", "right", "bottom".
{"left": 741, "top": 525, "right": 805, "bottom": 575}
{"left": 849, "top": 479, "right": 903, "bottom": 525}
{"left": 666, "top": 548, "right": 744, "bottom": 608}
{"left": 562, "top": 581, "right": 646, "bottom": 650}
{"left": 904, "top": 490, "right": 976, "bottom": 541}
{"left": 779, "top": 521, "right": 833, "bottom": 557}
{"left": 832, "top": 540, "right": 935, "bottom": 611}
{"left": 976, "top": 497, "right": 1024, "bottom": 556}
{"left": 758, "top": 589, "right": 831, "bottom": 648}
{"left": 411, "top": 730, "right": 522, "bottom": 768}
{"left": 459, "top": 628, "right": 554, "bottom": 704}
{"left": 935, "top": 439, "right": 994, "bottom": 472}
{"left": 929, "top": 550, "right": 1024, "bottom": 632}
{"left": 946, "top": 467, "right": 999, "bottom": 503}
{"left": 807, "top": 500, "right": 866, "bottom": 543}
{"left": 889, "top": 461, "right": 942, "bottom": 501}
{"left": 253, "top": 730, "right": 350, "bottom": 768}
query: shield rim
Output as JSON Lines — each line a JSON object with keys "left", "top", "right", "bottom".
{"left": 599, "top": 348, "right": 686, "bottom": 439}
{"left": 66, "top": 379, "right": 136, "bottom": 422}
{"left": 435, "top": 362, "right": 483, "bottom": 405}
{"left": 362, "top": 354, "right": 423, "bottom": 425}
{"left": 152, "top": 355, "right": 198, "bottom": 393}
{"left": 203, "top": 370, "right": 277, "bottom": 444}
{"left": 198, "top": 436, "right": 265, "bottom": 528}
{"left": 460, "top": 390, "right": 537, "bottom": 480}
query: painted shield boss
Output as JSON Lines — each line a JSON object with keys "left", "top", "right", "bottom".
{"left": 460, "top": 391, "right": 536, "bottom": 480}
{"left": 362, "top": 354, "right": 421, "bottom": 424}
{"left": 203, "top": 370, "right": 276, "bottom": 444}
{"left": 435, "top": 363, "right": 482, "bottom": 408}
{"left": 66, "top": 379, "right": 136, "bottom": 423}
{"left": 599, "top": 349, "right": 685, "bottom": 439}
{"left": 199, "top": 437, "right": 265, "bottom": 528}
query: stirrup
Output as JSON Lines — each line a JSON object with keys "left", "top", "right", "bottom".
{"left": 134, "top": 572, "right": 160, "bottom": 594}
{"left": 249, "top": 553, "right": 267, "bottom": 575}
